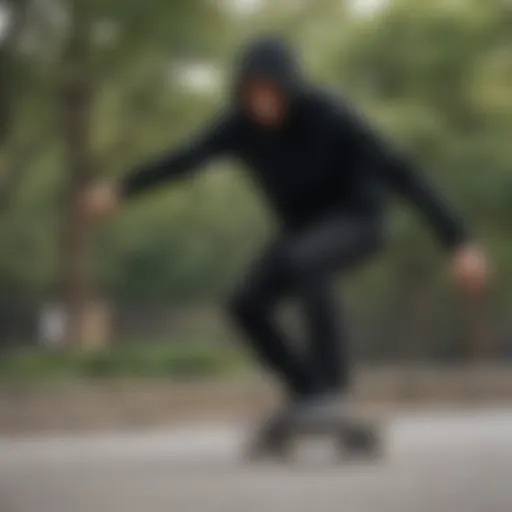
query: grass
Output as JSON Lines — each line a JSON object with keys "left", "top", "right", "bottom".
{"left": 0, "top": 342, "right": 248, "bottom": 381}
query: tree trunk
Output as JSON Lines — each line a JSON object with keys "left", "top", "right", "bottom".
{"left": 61, "top": 0, "right": 95, "bottom": 347}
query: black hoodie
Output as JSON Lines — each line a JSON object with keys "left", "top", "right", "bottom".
{"left": 122, "top": 36, "right": 468, "bottom": 249}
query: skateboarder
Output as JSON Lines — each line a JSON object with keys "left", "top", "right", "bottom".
{"left": 84, "top": 36, "right": 487, "bottom": 451}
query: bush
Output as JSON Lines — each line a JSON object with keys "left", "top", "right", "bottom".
{"left": 0, "top": 343, "right": 247, "bottom": 381}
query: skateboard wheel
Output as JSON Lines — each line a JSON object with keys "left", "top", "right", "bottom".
{"left": 337, "top": 423, "right": 382, "bottom": 459}
{"left": 245, "top": 424, "right": 292, "bottom": 462}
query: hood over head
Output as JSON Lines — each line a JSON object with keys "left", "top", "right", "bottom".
{"left": 233, "top": 36, "right": 305, "bottom": 109}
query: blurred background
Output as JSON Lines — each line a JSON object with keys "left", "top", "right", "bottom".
{"left": 3, "top": 3, "right": 512, "bottom": 511}
{"left": 0, "top": 0, "right": 512, "bottom": 424}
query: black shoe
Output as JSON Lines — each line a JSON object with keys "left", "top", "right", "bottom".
{"left": 246, "top": 392, "right": 346, "bottom": 460}
{"left": 287, "top": 391, "right": 347, "bottom": 428}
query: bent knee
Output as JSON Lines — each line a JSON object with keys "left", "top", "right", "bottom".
{"left": 228, "top": 289, "right": 268, "bottom": 324}
{"left": 281, "top": 248, "right": 321, "bottom": 288}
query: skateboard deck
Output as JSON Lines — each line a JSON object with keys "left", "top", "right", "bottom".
{"left": 246, "top": 409, "right": 386, "bottom": 462}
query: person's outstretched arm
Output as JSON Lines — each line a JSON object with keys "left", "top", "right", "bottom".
{"left": 83, "top": 111, "right": 238, "bottom": 218}
{"left": 340, "top": 105, "right": 467, "bottom": 249}
{"left": 121, "top": 111, "right": 238, "bottom": 198}
{"left": 336, "top": 103, "right": 487, "bottom": 292}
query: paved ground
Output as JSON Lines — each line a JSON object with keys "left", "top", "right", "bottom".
{"left": 1, "top": 408, "right": 512, "bottom": 512}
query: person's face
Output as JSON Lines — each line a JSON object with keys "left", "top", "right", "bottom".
{"left": 242, "top": 79, "right": 288, "bottom": 127}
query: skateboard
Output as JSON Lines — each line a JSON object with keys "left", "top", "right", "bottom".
{"left": 246, "top": 410, "right": 384, "bottom": 462}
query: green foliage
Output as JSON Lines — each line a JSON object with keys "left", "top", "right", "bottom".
{"left": 0, "top": 343, "right": 246, "bottom": 381}
{"left": 1, "top": 0, "right": 512, "bottom": 355}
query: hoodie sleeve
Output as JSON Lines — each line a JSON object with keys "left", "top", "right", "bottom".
{"left": 338, "top": 105, "right": 469, "bottom": 250}
{"left": 121, "top": 112, "right": 238, "bottom": 198}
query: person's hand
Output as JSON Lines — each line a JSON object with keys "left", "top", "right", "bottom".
{"left": 82, "top": 182, "right": 121, "bottom": 220}
{"left": 451, "top": 244, "right": 488, "bottom": 296}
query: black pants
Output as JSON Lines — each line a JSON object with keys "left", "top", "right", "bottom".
{"left": 229, "top": 213, "right": 381, "bottom": 398}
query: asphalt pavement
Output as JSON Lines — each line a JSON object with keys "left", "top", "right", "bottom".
{"left": 1, "top": 408, "right": 511, "bottom": 512}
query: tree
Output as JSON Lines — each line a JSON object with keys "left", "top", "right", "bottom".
{"left": 0, "top": 0, "right": 234, "bottom": 344}
{"left": 58, "top": 0, "right": 233, "bottom": 345}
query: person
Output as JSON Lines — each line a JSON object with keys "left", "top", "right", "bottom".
{"left": 84, "top": 36, "right": 487, "bottom": 447}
